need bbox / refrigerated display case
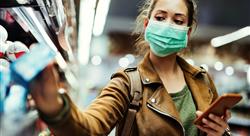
[0,0,78,135]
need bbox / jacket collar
[137,52,161,85]
[138,52,213,113]
[138,52,206,85]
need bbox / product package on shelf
[1,24,29,115]
[0,25,11,113]
[5,43,55,113]
[4,85,28,115]
[10,43,56,87]
[6,41,30,62]
[0,64,10,113]
[0,19,57,114]
[0,43,57,136]
[1,1,74,134]
[0,25,8,43]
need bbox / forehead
[153,0,188,15]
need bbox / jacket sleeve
[39,70,131,136]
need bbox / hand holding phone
[193,93,242,125]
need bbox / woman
[30,0,231,135]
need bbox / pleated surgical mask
[145,20,189,57]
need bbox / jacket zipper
[147,104,185,136]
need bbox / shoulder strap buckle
[124,67,142,109]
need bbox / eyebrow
[175,13,187,18]
[155,10,187,18]
[155,10,167,14]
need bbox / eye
[174,20,184,25]
[155,16,166,21]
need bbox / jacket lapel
[138,53,182,122]
[183,72,212,111]
[138,53,214,120]
[177,56,213,111]
[147,86,181,122]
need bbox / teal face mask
[145,20,189,57]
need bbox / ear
[143,18,149,29]
[187,27,192,39]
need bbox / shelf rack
[0,0,79,90]
[1,0,79,135]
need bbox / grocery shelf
[1,0,79,89]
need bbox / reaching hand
[29,64,64,116]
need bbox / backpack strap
[121,67,142,136]
[125,67,143,107]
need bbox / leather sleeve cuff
[38,94,70,125]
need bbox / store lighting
[247,66,250,85]
[200,64,209,71]
[211,26,250,47]
[93,0,111,36]
[91,55,102,66]
[186,59,195,65]
[225,66,234,76]
[78,0,97,65]
[125,54,135,64]
[16,0,29,4]
[119,57,129,68]
[214,61,224,71]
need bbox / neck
[149,52,179,74]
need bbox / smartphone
[193,93,242,125]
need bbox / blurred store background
[0,0,249,135]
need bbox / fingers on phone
[223,109,231,121]
[197,117,225,135]
[196,110,203,117]
[208,114,227,129]
[196,125,217,136]
[201,118,220,131]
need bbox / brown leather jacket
[42,53,218,136]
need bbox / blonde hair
[132,0,197,55]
